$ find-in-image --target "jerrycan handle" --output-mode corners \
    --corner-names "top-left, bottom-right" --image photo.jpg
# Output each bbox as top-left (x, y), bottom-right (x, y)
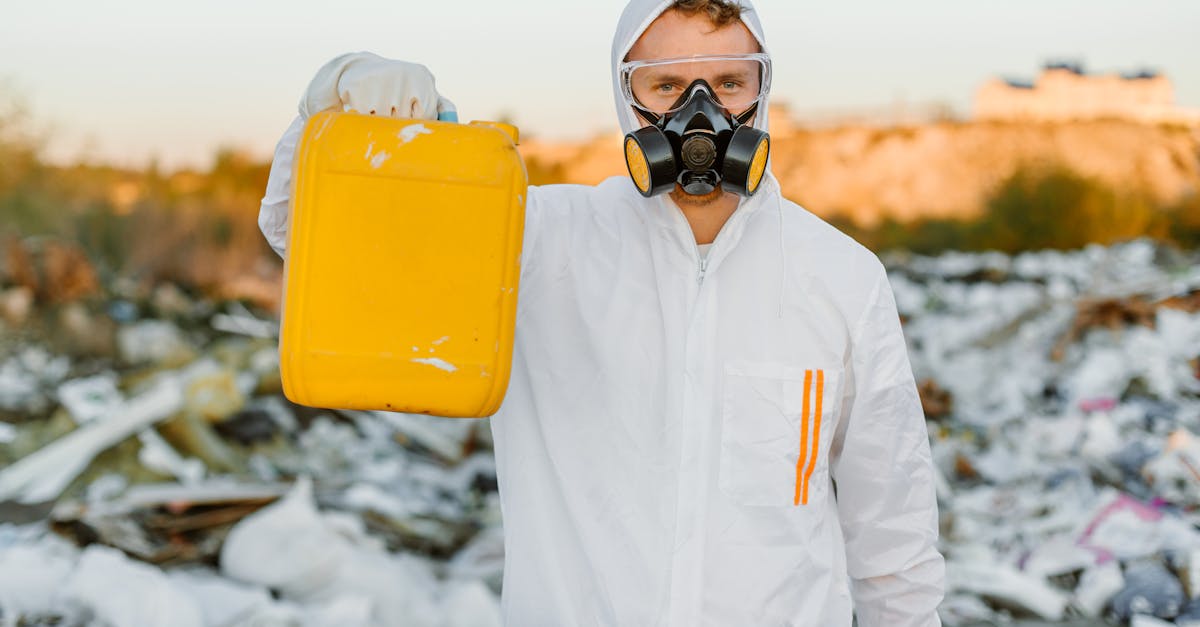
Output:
top-left (467, 121), bottom-right (519, 145)
top-left (434, 107), bottom-right (519, 145)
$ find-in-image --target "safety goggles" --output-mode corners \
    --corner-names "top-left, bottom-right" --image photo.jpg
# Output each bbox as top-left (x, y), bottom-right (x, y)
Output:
top-left (619, 53), bottom-right (772, 116)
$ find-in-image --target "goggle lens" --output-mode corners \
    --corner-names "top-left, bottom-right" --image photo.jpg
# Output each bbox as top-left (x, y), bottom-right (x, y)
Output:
top-left (622, 55), bottom-right (770, 116)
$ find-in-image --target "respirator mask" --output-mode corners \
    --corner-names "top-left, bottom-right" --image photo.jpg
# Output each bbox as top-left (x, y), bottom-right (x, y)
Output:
top-left (619, 53), bottom-right (772, 198)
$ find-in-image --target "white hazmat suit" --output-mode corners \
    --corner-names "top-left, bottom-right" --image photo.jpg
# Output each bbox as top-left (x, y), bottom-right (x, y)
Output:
top-left (258, 1), bottom-right (945, 625)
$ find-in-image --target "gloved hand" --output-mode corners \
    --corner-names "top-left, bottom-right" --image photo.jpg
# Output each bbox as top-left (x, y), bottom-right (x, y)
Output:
top-left (298, 51), bottom-right (456, 120)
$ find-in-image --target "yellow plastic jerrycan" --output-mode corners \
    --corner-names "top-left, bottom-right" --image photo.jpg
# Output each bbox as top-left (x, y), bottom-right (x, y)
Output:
top-left (280, 111), bottom-right (527, 418)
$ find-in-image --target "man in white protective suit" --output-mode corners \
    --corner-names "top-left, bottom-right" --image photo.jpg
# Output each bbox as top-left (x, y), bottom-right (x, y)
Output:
top-left (258, 0), bottom-right (945, 625)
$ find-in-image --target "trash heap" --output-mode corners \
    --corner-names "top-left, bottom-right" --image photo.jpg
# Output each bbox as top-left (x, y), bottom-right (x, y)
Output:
top-left (0, 238), bottom-right (503, 626)
top-left (1, 236), bottom-right (1198, 626)
top-left (887, 240), bottom-right (1200, 626)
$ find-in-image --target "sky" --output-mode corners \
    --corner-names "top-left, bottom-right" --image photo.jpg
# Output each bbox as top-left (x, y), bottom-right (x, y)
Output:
top-left (2, 0), bottom-right (1198, 170)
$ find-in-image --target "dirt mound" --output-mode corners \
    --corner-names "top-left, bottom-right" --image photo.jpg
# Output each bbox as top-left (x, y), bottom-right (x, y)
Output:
top-left (519, 118), bottom-right (1200, 226)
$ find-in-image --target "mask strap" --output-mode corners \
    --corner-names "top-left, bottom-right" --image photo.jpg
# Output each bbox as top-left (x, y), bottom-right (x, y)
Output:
top-left (735, 102), bottom-right (759, 126)
top-left (632, 104), bottom-right (661, 126)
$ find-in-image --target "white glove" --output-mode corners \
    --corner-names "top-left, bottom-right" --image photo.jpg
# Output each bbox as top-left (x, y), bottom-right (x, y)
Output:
top-left (298, 51), bottom-right (456, 120)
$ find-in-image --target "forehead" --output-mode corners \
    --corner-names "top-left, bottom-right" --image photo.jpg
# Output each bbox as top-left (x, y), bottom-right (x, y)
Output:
top-left (626, 9), bottom-right (759, 62)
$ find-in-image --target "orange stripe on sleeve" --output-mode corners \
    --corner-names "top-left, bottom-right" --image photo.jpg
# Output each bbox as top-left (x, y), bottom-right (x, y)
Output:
top-left (794, 369), bottom-right (813, 506)
top-left (801, 369), bottom-right (825, 505)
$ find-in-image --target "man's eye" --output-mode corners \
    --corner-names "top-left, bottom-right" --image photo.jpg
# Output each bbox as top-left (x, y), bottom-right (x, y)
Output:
top-left (655, 84), bottom-right (677, 94)
top-left (721, 81), bottom-right (742, 91)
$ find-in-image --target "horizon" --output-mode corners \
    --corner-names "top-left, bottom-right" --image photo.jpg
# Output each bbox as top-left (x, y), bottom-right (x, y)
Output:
top-left (3, 0), bottom-right (1198, 170)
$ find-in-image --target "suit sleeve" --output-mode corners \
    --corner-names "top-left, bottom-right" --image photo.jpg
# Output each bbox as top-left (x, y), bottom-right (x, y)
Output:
top-left (830, 266), bottom-right (945, 627)
top-left (257, 115), bottom-right (306, 259)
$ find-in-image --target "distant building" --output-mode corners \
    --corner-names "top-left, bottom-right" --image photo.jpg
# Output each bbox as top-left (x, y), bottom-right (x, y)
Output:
top-left (974, 61), bottom-right (1200, 126)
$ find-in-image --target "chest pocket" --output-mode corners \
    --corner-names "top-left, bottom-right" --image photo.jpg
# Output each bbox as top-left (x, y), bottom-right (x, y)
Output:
top-left (719, 361), bottom-right (843, 507)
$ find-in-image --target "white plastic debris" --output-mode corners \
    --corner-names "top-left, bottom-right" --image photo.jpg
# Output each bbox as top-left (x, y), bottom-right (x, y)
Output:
top-left (370, 410), bottom-right (476, 463)
top-left (211, 307), bottom-right (279, 339)
top-left (250, 394), bottom-right (299, 434)
top-left (117, 319), bottom-right (195, 365)
top-left (0, 347), bottom-right (70, 414)
top-left (1136, 308), bottom-right (1200, 399)
top-left (62, 544), bottom-right (204, 627)
top-left (56, 373), bottom-right (123, 424)
top-left (970, 441), bottom-right (1040, 485)
top-left (1080, 410), bottom-right (1123, 469)
top-left (1076, 489), bottom-right (1200, 563)
top-left (167, 568), bottom-right (275, 627)
top-left (1022, 535), bottom-right (1098, 577)
top-left (136, 429), bottom-right (206, 483)
top-left (441, 579), bottom-right (503, 627)
top-left (1144, 429), bottom-right (1200, 507)
top-left (945, 558), bottom-right (1070, 620)
top-left (0, 534), bottom-right (79, 619)
top-left (0, 373), bottom-right (185, 503)
top-left (1073, 560), bottom-right (1124, 617)
top-left (85, 473), bottom-right (128, 503)
top-left (221, 477), bottom-right (444, 627)
top-left (56, 373), bottom-right (206, 483)
top-left (249, 345), bottom-right (284, 385)
top-left (447, 525), bottom-right (506, 592)
top-left (343, 481), bottom-right (414, 520)
top-left (217, 478), bottom-right (343, 595)
top-left (1131, 615), bottom-right (1177, 627)
top-left (1067, 347), bottom-right (1134, 408)
top-left (937, 593), bottom-right (1000, 627)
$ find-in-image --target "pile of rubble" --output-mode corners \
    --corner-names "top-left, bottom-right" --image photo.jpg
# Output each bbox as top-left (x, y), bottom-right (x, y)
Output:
top-left (1, 236), bottom-right (1198, 626)
top-left (0, 238), bottom-right (503, 626)
top-left (888, 240), bottom-right (1200, 626)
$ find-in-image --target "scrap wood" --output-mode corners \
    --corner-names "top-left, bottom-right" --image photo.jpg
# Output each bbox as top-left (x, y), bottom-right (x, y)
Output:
top-left (0, 237), bottom-right (99, 304)
top-left (1051, 285), bottom-right (1200, 362)
top-left (2, 235), bottom-right (38, 294)
top-left (52, 481), bottom-right (291, 519)
top-left (360, 509), bottom-right (479, 559)
top-left (1158, 288), bottom-right (1200, 315)
top-left (918, 378), bottom-right (954, 420)
top-left (1052, 295), bottom-right (1158, 362)
top-left (49, 481), bottom-right (290, 565)
top-left (144, 503), bottom-right (265, 533)
top-left (39, 240), bottom-right (100, 304)
top-left (954, 453), bottom-right (980, 481)
top-left (130, 481), bottom-right (289, 510)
